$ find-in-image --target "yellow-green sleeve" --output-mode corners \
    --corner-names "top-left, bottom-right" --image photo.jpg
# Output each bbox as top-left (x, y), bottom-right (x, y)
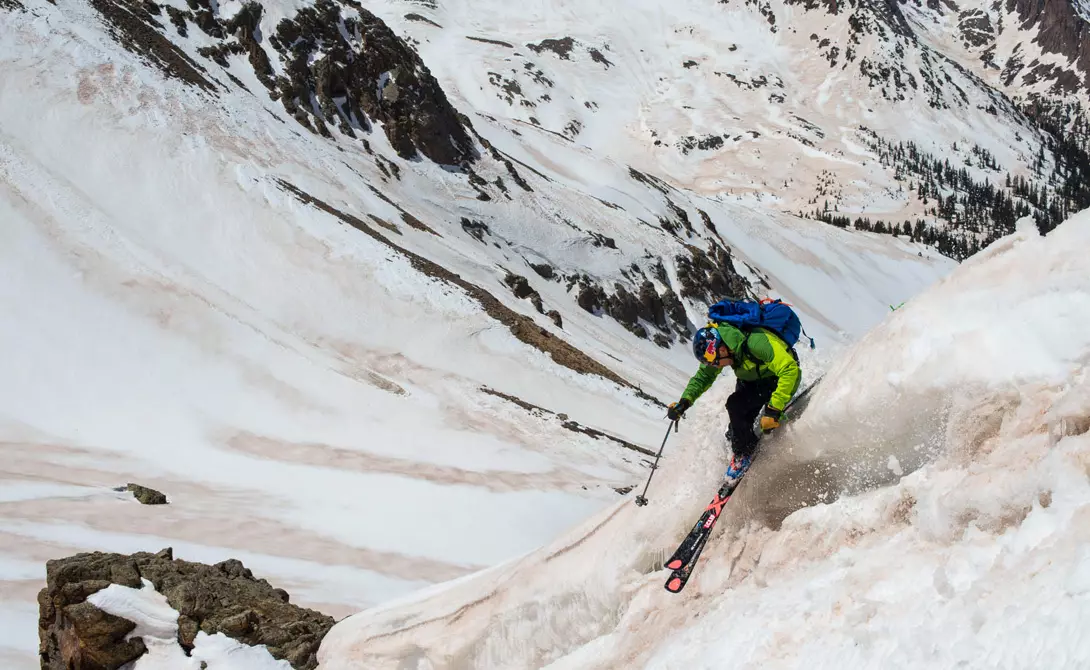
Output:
top-left (680, 364), bottom-right (723, 403)
top-left (747, 331), bottom-right (801, 411)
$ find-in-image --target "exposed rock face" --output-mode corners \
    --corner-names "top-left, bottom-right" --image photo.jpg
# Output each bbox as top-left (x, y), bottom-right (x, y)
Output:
top-left (92, 0), bottom-right (475, 164)
top-left (525, 36), bottom-right (612, 68)
top-left (661, 288), bottom-right (690, 336)
top-left (788, 0), bottom-right (912, 36)
top-left (675, 244), bottom-right (750, 306)
top-left (38, 549), bottom-right (335, 670)
top-left (636, 280), bottom-right (667, 328)
top-left (88, 0), bottom-right (219, 92)
top-left (503, 273), bottom-right (548, 313)
top-left (896, 0), bottom-right (1090, 93)
top-left (460, 217), bottom-right (491, 242)
top-left (606, 284), bottom-right (639, 326)
top-left (40, 588), bottom-right (147, 669)
top-left (268, 0), bottom-right (476, 164)
top-left (957, 9), bottom-right (993, 48)
top-left (576, 282), bottom-right (606, 314)
top-left (527, 37), bottom-right (576, 59)
top-left (126, 483), bottom-right (168, 504)
top-left (504, 273), bottom-right (536, 300)
top-left (224, 2), bottom-right (275, 90)
top-left (571, 269), bottom-right (695, 345)
top-left (529, 262), bottom-right (555, 280)
top-left (1007, 0), bottom-right (1090, 90)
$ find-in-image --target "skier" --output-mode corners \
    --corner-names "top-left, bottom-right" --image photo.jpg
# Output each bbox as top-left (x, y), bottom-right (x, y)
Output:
top-left (665, 320), bottom-right (801, 483)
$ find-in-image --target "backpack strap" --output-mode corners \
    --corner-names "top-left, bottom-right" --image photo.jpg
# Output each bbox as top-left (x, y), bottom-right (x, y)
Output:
top-left (740, 327), bottom-right (801, 374)
top-left (799, 325), bottom-right (816, 349)
top-left (737, 329), bottom-right (765, 371)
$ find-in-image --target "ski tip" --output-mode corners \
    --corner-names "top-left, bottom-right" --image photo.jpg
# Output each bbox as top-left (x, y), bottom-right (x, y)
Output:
top-left (665, 577), bottom-right (683, 593)
top-left (666, 559), bottom-right (683, 570)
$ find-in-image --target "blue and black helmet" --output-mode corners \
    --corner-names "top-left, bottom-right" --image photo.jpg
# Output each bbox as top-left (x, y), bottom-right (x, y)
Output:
top-left (692, 325), bottom-right (723, 363)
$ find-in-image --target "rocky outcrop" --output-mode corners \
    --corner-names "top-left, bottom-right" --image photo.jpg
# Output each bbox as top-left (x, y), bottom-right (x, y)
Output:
top-left (124, 483), bottom-right (167, 504)
top-left (957, 9), bottom-right (993, 49)
top-left (40, 586), bottom-right (147, 669)
top-left (526, 36), bottom-right (613, 69)
top-left (97, 0), bottom-right (475, 164)
top-left (38, 549), bottom-right (335, 670)
top-left (529, 262), bottom-right (555, 280)
top-left (899, 0), bottom-right (1090, 93)
top-left (268, 0), bottom-right (476, 164)
top-left (787, 0), bottom-right (912, 37)
top-left (460, 217), bottom-right (491, 242)
top-left (636, 280), bottom-right (667, 329)
top-left (572, 269), bottom-right (693, 347)
top-left (606, 284), bottom-right (647, 338)
top-left (504, 273), bottom-right (536, 300)
top-left (88, 0), bottom-right (219, 93)
top-left (504, 273), bottom-right (547, 314)
top-left (223, 2), bottom-right (275, 90)
top-left (576, 282), bottom-right (606, 314)
top-left (675, 244), bottom-right (750, 306)
top-left (1008, 0), bottom-right (1090, 91)
top-left (661, 287), bottom-right (690, 336)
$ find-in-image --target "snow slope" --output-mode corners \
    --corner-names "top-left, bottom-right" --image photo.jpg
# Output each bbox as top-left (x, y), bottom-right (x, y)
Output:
top-left (0, 0), bottom-right (951, 666)
top-left (319, 214), bottom-right (1090, 669)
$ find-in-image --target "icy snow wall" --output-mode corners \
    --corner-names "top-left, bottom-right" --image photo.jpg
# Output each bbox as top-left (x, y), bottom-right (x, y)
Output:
top-left (319, 215), bottom-right (1090, 669)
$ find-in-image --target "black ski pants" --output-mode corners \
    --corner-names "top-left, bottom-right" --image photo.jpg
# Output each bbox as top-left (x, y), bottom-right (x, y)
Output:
top-left (726, 377), bottom-right (779, 458)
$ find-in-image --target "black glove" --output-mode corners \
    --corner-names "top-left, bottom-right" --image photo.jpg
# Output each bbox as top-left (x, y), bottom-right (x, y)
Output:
top-left (667, 398), bottom-right (691, 422)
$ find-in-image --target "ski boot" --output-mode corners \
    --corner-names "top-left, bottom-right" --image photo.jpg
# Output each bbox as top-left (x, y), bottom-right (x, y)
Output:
top-left (721, 426), bottom-right (734, 457)
top-left (723, 451), bottom-right (752, 488)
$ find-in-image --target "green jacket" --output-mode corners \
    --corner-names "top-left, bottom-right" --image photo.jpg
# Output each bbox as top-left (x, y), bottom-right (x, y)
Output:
top-left (681, 323), bottom-right (801, 411)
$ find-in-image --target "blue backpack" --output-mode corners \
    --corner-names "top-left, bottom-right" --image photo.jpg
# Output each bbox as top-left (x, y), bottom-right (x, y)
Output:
top-left (707, 298), bottom-right (815, 350)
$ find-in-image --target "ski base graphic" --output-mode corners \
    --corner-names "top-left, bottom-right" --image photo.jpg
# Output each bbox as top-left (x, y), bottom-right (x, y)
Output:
top-left (663, 467), bottom-right (748, 593)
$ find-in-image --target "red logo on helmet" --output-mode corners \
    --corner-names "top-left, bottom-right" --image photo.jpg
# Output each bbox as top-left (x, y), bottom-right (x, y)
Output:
top-left (705, 339), bottom-right (717, 358)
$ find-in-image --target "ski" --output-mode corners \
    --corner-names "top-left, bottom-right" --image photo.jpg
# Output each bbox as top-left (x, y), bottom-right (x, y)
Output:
top-left (663, 465), bottom-right (748, 593)
top-left (665, 528), bottom-right (711, 593)
top-left (663, 481), bottom-right (733, 573)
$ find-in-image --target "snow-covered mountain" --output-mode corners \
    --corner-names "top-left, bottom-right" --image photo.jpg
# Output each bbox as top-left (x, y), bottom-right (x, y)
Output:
top-left (0, 0), bottom-right (1086, 666)
top-left (330, 0), bottom-right (1090, 256)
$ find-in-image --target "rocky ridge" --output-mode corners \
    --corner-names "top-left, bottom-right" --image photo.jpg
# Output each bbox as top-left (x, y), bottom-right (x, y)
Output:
top-left (38, 549), bottom-right (335, 670)
top-left (87, 0), bottom-right (476, 165)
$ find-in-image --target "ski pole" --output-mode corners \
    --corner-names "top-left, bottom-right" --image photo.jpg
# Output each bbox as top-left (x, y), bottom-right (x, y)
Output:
top-left (784, 374), bottom-right (824, 415)
top-left (634, 420), bottom-right (677, 507)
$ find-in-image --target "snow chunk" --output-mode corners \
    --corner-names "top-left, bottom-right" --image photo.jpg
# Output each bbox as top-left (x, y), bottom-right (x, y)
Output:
top-left (887, 454), bottom-right (903, 476)
top-left (87, 580), bottom-right (290, 669)
top-left (88, 579), bottom-right (177, 641)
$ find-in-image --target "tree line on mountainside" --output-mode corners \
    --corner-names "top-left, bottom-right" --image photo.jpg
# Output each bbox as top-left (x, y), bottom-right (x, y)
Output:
top-left (813, 105), bottom-right (1090, 260)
